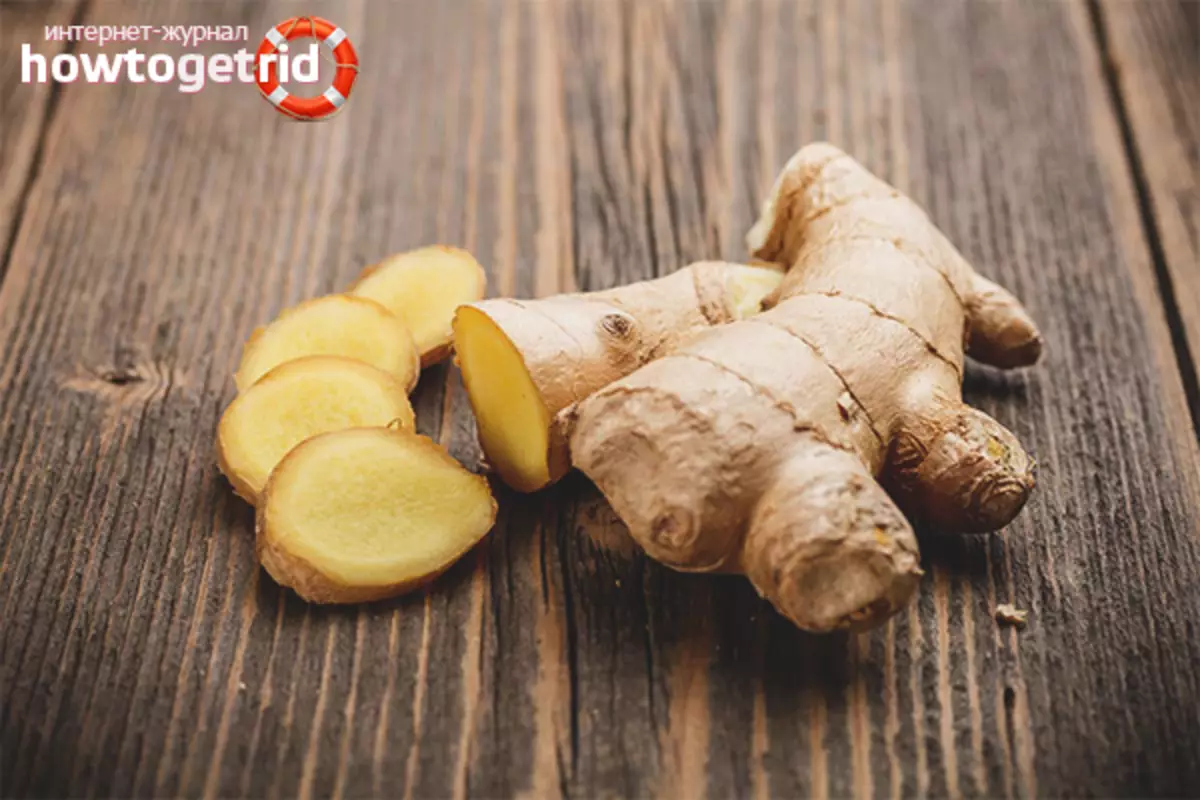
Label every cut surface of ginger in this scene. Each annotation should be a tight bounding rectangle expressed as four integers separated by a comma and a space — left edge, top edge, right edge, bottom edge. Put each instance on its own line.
453, 305, 555, 492
235, 294, 420, 392
350, 246, 486, 366
218, 356, 415, 502
725, 263, 786, 316
257, 428, 497, 603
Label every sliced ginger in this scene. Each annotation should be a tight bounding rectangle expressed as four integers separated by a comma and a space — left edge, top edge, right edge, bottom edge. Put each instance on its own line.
218, 356, 415, 502
257, 427, 497, 603
350, 246, 486, 366
235, 294, 420, 392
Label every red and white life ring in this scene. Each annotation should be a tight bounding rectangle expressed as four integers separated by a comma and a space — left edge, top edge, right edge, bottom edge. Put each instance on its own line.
256, 17, 358, 121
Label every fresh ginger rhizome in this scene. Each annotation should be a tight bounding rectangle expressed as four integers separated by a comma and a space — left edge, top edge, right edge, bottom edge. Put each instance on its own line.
459, 144, 1041, 633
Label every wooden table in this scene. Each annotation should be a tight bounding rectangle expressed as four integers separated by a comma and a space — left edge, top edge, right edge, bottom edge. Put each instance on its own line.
1, 1, 1197, 796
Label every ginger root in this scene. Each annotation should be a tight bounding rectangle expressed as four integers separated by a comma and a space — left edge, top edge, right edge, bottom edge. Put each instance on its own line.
351, 246, 487, 366
994, 603, 1029, 627
235, 294, 420, 392
257, 427, 497, 603
566, 144, 1041, 633
453, 262, 783, 492
217, 356, 415, 502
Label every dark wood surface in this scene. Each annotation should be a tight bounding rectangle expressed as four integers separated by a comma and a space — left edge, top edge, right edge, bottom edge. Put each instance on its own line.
0, 0, 74, 263
1097, 0, 1200, 423
1, 0, 1198, 797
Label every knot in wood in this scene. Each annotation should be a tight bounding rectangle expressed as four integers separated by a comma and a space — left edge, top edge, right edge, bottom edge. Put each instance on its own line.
100, 368, 144, 386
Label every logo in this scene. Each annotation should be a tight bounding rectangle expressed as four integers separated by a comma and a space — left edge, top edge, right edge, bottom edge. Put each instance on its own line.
22, 17, 357, 122
255, 17, 358, 121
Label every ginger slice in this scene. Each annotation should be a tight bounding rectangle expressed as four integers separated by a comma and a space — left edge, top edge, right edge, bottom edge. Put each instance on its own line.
350, 246, 487, 366
235, 294, 420, 392
218, 356, 415, 503
257, 428, 497, 603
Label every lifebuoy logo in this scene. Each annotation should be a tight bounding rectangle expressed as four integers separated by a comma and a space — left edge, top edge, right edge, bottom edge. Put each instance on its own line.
256, 17, 358, 121
19, 17, 357, 122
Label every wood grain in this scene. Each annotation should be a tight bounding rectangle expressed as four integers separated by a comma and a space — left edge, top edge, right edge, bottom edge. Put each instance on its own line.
0, 0, 83, 273
1094, 0, 1200, 426
0, 0, 1198, 797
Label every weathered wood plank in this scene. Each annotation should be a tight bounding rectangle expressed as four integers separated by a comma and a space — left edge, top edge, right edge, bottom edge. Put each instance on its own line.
0, 0, 82, 272
0, 0, 1197, 798
1095, 0, 1200, 423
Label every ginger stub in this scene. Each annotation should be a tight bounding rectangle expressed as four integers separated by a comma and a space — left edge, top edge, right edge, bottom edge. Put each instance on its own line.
235, 294, 420, 392
453, 262, 784, 492
566, 143, 1042, 633
217, 356, 415, 503
257, 428, 497, 604
351, 246, 487, 367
